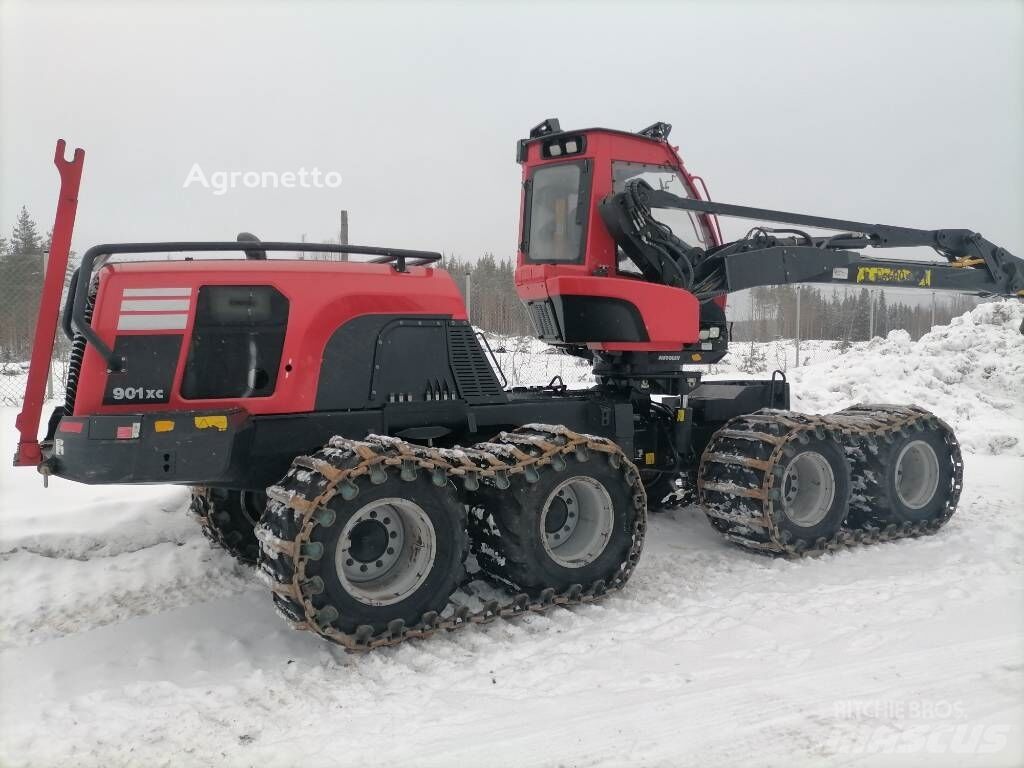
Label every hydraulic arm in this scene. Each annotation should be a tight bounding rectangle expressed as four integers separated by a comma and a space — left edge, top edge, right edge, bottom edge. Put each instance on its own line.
600, 180, 1024, 301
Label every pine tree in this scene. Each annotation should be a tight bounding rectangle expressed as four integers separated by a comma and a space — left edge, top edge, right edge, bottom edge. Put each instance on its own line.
0, 207, 45, 359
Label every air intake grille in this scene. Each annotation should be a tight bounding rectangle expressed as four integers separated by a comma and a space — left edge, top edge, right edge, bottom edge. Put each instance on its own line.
529, 301, 560, 339
447, 323, 505, 403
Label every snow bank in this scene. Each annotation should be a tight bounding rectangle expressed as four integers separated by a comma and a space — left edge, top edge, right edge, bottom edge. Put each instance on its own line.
786, 300, 1024, 456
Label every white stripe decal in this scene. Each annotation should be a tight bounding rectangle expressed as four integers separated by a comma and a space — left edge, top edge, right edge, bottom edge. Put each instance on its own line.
117, 313, 189, 331
122, 287, 192, 297
120, 299, 191, 312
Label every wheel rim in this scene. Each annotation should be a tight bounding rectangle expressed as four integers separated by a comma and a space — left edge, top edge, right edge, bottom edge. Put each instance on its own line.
334, 498, 437, 606
780, 451, 836, 527
895, 440, 940, 509
541, 477, 614, 568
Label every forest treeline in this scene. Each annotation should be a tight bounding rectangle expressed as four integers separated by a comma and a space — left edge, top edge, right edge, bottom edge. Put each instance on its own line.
732, 285, 981, 342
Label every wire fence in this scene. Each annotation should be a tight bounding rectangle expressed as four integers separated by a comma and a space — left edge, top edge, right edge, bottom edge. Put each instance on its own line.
481, 331, 854, 392
0, 250, 75, 407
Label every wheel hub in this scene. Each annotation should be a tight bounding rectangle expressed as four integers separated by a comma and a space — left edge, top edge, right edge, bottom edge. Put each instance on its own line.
895, 440, 940, 509
348, 519, 390, 563
779, 451, 835, 527
335, 498, 435, 605
541, 477, 613, 568
545, 495, 571, 534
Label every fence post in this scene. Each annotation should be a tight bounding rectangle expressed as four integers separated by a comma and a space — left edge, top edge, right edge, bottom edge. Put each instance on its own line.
794, 285, 801, 367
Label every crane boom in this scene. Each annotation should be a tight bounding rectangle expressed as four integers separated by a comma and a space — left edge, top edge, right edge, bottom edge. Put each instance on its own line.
600, 181, 1024, 300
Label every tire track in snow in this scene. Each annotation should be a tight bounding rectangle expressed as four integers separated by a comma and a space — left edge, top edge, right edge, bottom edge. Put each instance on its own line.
0, 537, 256, 649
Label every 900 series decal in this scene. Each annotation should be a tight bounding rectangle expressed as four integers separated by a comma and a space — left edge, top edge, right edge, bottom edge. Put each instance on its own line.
103, 335, 183, 405
110, 386, 166, 402
117, 287, 193, 331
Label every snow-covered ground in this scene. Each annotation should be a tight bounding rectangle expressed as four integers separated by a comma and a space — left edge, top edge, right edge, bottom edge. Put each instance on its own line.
1, 301, 1022, 767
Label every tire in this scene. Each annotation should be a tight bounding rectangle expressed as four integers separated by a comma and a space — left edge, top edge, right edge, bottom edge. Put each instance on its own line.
190, 488, 264, 564
471, 451, 638, 593
301, 470, 467, 634
856, 426, 956, 526
770, 436, 851, 545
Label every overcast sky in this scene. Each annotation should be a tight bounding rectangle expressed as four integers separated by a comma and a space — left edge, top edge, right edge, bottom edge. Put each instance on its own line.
1, 0, 1021, 269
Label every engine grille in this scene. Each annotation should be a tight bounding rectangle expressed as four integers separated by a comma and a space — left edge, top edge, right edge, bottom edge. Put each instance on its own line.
447, 323, 505, 402
529, 300, 560, 339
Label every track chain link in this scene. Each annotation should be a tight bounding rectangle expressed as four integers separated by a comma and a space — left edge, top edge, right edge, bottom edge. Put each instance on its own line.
698, 404, 963, 557
189, 488, 245, 560
256, 424, 647, 651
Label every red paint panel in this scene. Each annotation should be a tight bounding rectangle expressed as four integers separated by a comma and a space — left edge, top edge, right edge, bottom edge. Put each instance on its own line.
73, 260, 467, 417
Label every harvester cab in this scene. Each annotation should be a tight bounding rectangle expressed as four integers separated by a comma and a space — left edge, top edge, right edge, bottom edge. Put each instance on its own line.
10, 122, 1023, 652
514, 118, 726, 368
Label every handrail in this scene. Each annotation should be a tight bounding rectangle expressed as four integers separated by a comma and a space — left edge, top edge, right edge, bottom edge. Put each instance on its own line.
71, 241, 443, 371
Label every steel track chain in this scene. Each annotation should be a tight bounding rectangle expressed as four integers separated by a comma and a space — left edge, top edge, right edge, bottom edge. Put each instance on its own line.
697, 404, 964, 557
255, 424, 647, 652
189, 488, 245, 561
189, 488, 262, 564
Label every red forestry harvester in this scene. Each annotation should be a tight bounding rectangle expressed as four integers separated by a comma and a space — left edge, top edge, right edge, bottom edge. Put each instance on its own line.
13, 122, 1024, 650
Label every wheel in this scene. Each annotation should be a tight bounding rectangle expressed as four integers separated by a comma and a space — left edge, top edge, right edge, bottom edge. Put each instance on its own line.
471, 450, 638, 593
190, 488, 265, 564
770, 436, 851, 544
856, 426, 956, 526
299, 471, 467, 634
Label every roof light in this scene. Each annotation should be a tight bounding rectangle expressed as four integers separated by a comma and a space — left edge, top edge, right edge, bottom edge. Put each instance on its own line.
548, 144, 562, 157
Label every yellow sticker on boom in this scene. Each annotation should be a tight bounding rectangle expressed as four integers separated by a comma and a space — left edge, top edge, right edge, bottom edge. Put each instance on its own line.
194, 415, 228, 432
856, 266, 931, 287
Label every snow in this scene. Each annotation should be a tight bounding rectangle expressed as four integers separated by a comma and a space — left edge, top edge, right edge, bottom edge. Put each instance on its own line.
1, 301, 1023, 766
